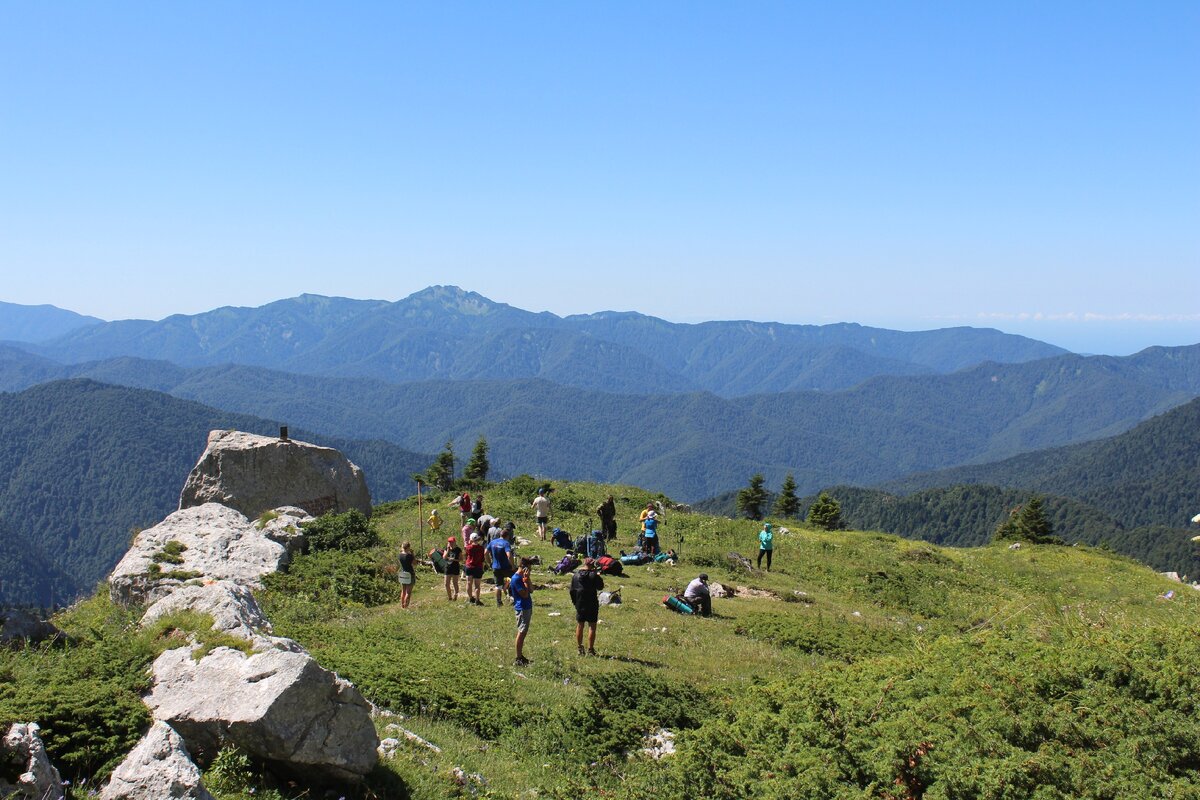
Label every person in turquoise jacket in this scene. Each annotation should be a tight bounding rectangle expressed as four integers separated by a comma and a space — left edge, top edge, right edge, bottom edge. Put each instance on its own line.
757, 522, 774, 571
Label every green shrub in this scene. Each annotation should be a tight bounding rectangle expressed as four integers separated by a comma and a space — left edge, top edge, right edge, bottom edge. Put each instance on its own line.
261, 549, 399, 612
301, 510, 380, 553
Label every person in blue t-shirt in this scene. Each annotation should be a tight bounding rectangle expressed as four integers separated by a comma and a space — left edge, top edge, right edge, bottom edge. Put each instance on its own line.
510, 557, 534, 666
486, 530, 515, 607
642, 511, 660, 555
757, 522, 774, 571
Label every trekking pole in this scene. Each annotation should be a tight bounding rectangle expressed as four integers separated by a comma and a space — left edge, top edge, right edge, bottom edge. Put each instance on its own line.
417, 480, 424, 556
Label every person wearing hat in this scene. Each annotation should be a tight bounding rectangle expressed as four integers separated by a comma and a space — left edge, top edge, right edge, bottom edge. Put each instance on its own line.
642, 510, 660, 555
427, 507, 442, 534
684, 573, 712, 617
462, 517, 477, 541
758, 522, 774, 571
442, 536, 462, 601
531, 487, 551, 541
463, 532, 486, 605
569, 557, 605, 655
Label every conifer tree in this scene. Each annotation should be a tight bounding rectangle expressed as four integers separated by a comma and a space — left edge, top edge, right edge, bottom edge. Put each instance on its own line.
737, 474, 768, 521
774, 473, 800, 517
807, 492, 842, 531
1017, 495, 1055, 543
422, 441, 456, 491
464, 436, 490, 485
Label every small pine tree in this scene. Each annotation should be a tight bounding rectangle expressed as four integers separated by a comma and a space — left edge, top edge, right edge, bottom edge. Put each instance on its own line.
464, 436, 490, 485
993, 495, 1058, 544
807, 493, 842, 531
774, 473, 800, 517
1017, 495, 1054, 542
737, 474, 768, 521
422, 441, 456, 492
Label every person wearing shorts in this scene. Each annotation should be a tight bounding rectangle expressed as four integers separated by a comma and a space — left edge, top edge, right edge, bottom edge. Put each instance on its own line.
442, 536, 461, 601
463, 532, 485, 605
531, 488, 551, 541
569, 558, 604, 655
510, 557, 534, 666
487, 530, 515, 607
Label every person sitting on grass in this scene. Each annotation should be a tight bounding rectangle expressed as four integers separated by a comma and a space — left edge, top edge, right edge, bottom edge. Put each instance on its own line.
511, 557, 535, 666
569, 557, 604, 656
684, 573, 712, 617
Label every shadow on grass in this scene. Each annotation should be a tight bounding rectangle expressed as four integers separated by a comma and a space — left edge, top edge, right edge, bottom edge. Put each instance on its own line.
601, 654, 664, 668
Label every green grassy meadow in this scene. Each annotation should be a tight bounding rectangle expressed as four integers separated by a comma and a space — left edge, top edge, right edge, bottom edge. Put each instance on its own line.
3, 476, 1198, 799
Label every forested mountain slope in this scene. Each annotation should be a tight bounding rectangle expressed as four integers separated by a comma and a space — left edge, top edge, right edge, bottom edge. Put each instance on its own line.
0, 380, 431, 606
17, 286, 1067, 395
884, 395, 1200, 528
4, 344, 1193, 501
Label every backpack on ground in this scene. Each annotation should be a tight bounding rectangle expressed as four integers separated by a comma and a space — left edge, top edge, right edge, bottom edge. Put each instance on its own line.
574, 533, 606, 559
620, 551, 651, 566
663, 594, 694, 615
596, 554, 623, 575
552, 554, 581, 575
429, 549, 447, 575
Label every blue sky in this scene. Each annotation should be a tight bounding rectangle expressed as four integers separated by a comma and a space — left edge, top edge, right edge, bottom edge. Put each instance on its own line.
1, 2, 1196, 355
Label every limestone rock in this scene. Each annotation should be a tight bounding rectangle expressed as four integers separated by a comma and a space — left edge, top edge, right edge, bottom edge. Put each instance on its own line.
147, 646, 378, 783
179, 430, 371, 520
109, 504, 291, 606
0, 610, 66, 648
140, 581, 301, 653
100, 722, 213, 800
0, 723, 64, 799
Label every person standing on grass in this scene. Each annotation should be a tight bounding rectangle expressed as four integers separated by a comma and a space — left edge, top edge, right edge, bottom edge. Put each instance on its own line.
569, 557, 604, 656
511, 557, 534, 666
449, 492, 472, 527
428, 508, 442, 537
398, 541, 416, 609
638, 502, 655, 549
487, 528, 515, 606
757, 522, 774, 571
463, 532, 486, 605
642, 511, 660, 555
597, 495, 617, 541
442, 536, 462, 600
531, 488, 551, 541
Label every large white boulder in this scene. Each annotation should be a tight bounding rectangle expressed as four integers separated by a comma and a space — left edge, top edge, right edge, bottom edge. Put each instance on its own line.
109, 504, 297, 607
179, 430, 371, 519
100, 722, 213, 800
147, 646, 378, 783
0, 723, 63, 800
140, 581, 301, 653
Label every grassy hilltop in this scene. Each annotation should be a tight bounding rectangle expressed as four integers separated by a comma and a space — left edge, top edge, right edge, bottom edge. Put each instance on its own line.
3, 476, 1199, 799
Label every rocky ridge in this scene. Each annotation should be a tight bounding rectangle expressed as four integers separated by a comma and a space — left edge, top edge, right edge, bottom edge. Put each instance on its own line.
81, 430, 377, 799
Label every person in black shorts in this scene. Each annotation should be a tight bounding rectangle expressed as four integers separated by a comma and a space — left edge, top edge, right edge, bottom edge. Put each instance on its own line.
442, 536, 461, 600
569, 557, 604, 655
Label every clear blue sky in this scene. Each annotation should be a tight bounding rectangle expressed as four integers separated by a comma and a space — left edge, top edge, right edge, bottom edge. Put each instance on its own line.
1, 2, 1196, 355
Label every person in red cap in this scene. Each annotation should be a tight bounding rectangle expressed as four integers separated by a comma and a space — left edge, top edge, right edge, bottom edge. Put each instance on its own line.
442, 536, 462, 601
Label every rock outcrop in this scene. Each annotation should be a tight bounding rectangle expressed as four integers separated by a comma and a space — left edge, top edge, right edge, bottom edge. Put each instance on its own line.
179, 430, 371, 519
148, 647, 378, 783
109, 503, 311, 607
100, 722, 213, 800
100, 430, 379, 791
140, 580, 301, 653
0, 723, 63, 799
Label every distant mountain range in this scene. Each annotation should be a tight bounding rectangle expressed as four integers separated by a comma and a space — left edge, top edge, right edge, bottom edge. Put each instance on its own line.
9, 287, 1068, 395
0, 380, 431, 607
2, 342, 1198, 502
0, 300, 102, 343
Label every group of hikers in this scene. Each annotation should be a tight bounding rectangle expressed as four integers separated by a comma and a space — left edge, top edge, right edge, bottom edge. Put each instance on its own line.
398, 488, 777, 665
